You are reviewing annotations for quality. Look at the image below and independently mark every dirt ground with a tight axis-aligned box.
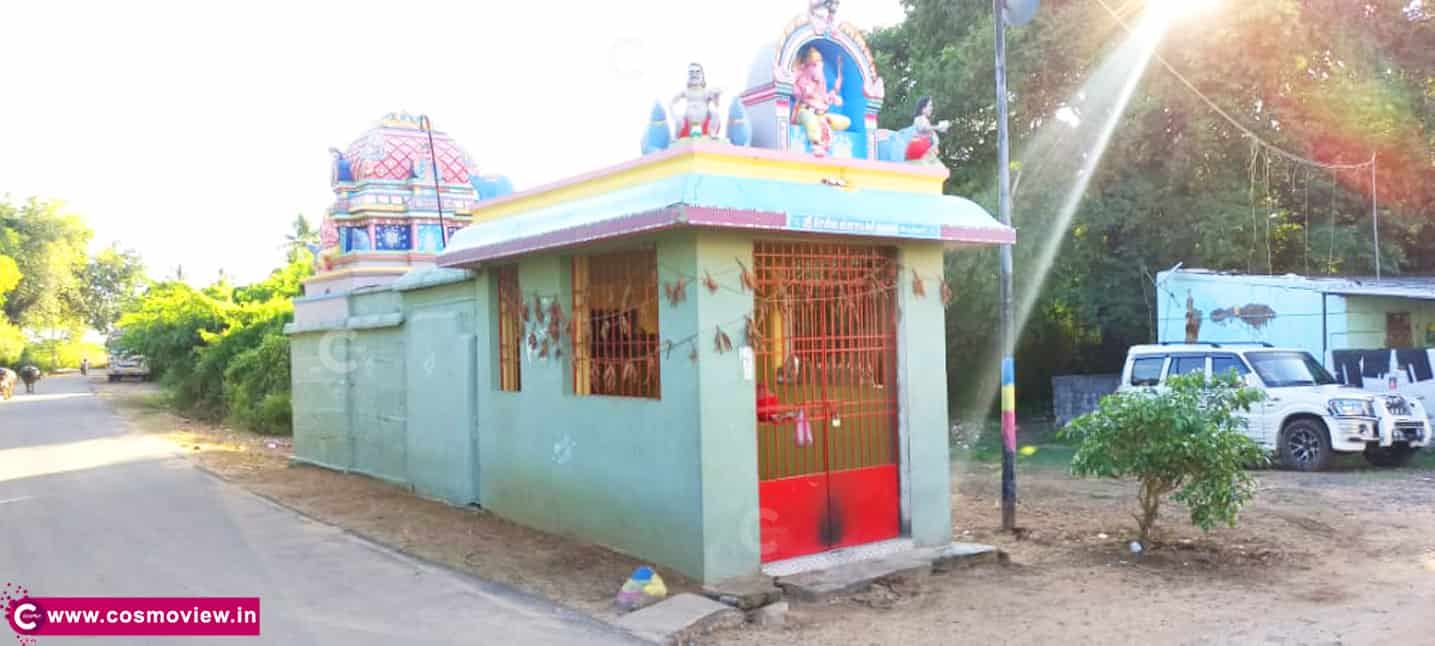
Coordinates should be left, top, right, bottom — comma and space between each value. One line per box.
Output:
97, 378, 1435, 644
717, 460, 1435, 646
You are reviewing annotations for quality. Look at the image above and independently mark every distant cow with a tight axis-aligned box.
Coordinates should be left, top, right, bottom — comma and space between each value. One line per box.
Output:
0, 368, 14, 400
18, 365, 40, 394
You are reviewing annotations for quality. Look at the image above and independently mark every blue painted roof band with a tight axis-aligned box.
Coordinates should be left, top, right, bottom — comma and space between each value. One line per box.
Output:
439, 173, 1012, 267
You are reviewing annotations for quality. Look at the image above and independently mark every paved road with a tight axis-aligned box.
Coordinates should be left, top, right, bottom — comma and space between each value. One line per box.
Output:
0, 374, 644, 645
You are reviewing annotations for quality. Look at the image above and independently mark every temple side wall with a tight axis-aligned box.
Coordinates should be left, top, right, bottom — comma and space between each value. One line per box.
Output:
288, 233, 958, 584
895, 242, 954, 547
288, 278, 480, 505
473, 231, 711, 580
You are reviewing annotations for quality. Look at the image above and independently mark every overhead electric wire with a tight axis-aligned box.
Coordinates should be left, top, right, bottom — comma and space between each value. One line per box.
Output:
1091, 0, 1376, 171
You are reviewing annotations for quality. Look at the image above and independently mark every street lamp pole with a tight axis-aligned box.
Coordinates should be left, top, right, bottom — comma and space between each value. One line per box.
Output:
994, 0, 1018, 532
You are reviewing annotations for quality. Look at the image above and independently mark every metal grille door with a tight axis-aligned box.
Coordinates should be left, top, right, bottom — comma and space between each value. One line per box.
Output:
752, 241, 899, 562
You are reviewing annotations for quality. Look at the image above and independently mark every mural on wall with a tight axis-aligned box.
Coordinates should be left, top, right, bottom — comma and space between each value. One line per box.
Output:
1184, 292, 1202, 343
1209, 303, 1277, 329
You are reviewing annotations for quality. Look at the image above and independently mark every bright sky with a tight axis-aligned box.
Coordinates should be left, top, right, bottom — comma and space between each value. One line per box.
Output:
0, 0, 905, 285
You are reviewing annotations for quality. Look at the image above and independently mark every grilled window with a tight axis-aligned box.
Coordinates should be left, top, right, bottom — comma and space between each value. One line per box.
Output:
496, 265, 522, 392
571, 248, 661, 399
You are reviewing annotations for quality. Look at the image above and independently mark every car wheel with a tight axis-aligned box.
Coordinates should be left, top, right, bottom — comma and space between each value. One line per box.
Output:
1280, 419, 1333, 471
1363, 444, 1417, 468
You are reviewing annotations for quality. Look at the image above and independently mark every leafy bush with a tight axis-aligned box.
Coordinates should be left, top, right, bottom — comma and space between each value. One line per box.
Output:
0, 320, 23, 365
183, 300, 291, 419
223, 332, 292, 435
115, 282, 232, 382
115, 278, 294, 433
1060, 372, 1267, 543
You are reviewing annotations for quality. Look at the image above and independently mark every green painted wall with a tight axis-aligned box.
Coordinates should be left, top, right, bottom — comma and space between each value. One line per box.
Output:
692, 231, 761, 581
1342, 295, 1435, 348
895, 242, 953, 547
289, 333, 353, 471
290, 233, 960, 584
349, 324, 407, 484
403, 280, 480, 504
473, 231, 709, 579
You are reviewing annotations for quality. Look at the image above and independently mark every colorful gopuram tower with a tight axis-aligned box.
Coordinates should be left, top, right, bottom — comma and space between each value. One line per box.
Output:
306, 112, 512, 297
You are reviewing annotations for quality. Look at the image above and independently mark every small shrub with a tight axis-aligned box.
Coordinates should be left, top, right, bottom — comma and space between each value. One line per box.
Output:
223, 333, 292, 435
1060, 372, 1268, 543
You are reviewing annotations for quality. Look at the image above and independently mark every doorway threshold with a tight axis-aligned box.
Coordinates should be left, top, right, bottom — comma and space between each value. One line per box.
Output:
761, 538, 915, 578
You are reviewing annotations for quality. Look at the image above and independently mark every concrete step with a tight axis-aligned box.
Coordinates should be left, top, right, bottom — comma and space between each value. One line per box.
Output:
614, 593, 743, 645
774, 542, 1002, 604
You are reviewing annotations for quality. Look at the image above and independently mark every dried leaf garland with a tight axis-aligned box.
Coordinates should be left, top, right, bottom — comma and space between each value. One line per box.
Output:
621, 360, 638, 385
689, 346, 699, 362
911, 269, 926, 298
664, 277, 689, 307
538, 338, 550, 358
745, 314, 763, 346
714, 328, 733, 354
703, 270, 719, 294
663, 340, 675, 359
619, 312, 633, 338
527, 331, 538, 350
547, 301, 565, 338
736, 259, 755, 292
603, 364, 619, 392
941, 279, 954, 307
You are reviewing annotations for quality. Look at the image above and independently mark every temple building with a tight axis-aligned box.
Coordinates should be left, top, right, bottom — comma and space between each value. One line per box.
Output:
288, 2, 1013, 584
305, 112, 512, 297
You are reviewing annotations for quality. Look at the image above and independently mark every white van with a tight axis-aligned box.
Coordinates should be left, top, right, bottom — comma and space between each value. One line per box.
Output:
1117, 343, 1430, 471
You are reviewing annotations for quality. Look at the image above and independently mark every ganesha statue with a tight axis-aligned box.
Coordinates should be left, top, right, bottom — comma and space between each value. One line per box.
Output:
792, 45, 850, 157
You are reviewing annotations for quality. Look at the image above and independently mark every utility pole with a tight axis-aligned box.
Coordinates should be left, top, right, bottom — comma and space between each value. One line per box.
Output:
994, 0, 1018, 532
419, 115, 449, 249
1371, 154, 1379, 280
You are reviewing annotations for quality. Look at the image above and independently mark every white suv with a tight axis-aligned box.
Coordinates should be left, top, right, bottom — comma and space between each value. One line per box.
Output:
1117, 343, 1430, 471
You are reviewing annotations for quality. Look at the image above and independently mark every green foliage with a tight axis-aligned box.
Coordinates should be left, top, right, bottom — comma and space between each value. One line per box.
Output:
0, 255, 19, 309
115, 282, 232, 383
224, 334, 292, 435
0, 321, 23, 365
1062, 373, 1268, 542
115, 271, 294, 434
0, 197, 91, 330
184, 300, 291, 419
80, 245, 147, 334
233, 251, 314, 304
870, 0, 1435, 415
15, 339, 106, 372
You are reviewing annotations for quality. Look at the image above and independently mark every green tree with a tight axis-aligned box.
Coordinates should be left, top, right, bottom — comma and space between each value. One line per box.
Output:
0, 254, 22, 363
1061, 372, 1268, 543
869, 0, 1435, 414
0, 197, 90, 330
234, 250, 314, 304
80, 245, 147, 334
282, 214, 319, 263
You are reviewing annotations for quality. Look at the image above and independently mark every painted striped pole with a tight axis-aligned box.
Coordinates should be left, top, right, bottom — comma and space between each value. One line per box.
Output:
994, 0, 1018, 531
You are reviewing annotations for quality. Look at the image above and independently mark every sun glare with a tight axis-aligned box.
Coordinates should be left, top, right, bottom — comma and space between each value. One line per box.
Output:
1149, 0, 1221, 22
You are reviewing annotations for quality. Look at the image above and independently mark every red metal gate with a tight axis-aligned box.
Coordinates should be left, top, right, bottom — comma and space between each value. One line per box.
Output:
752, 241, 899, 562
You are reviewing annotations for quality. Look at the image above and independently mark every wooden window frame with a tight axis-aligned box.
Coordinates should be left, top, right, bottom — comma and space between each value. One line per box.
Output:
496, 265, 522, 392
571, 247, 661, 399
